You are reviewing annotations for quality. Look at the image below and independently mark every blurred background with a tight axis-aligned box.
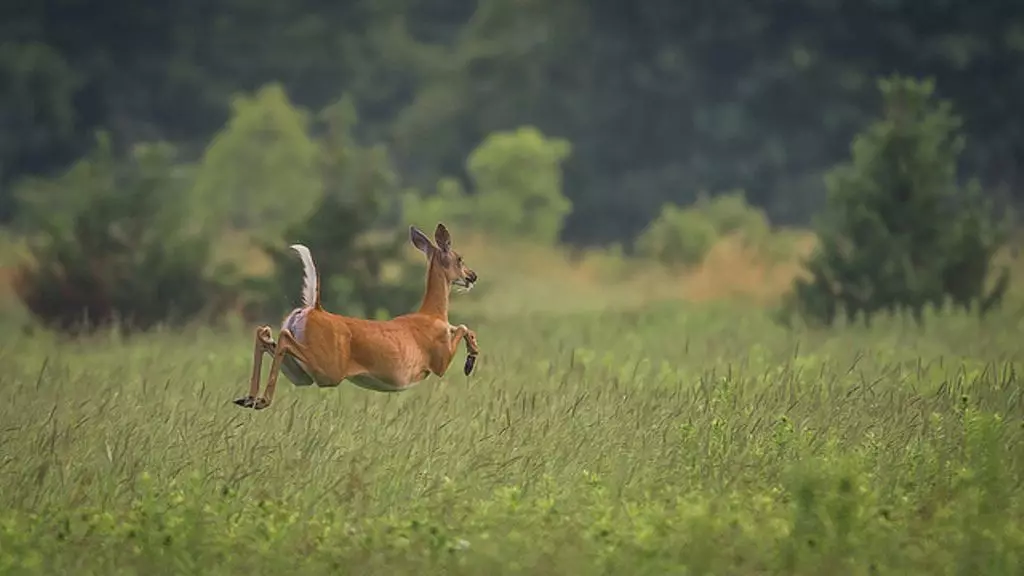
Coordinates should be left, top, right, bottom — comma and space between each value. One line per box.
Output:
1, 0, 1022, 332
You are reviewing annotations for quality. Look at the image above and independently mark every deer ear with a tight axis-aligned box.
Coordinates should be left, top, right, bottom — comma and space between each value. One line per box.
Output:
410, 226, 434, 256
434, 222, 451, 252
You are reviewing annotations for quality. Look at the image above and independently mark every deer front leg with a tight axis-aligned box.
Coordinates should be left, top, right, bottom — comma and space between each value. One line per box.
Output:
234, 325, 275, 408
462, 328, 479, 375
449, 324, 480, 376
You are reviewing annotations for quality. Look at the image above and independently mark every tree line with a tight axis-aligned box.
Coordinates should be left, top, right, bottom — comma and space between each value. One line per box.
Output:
3, 0, 1024, 245
2, 0, 1018, 333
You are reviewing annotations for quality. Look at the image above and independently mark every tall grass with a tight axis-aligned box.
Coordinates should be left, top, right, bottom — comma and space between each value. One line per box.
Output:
1, 299, 1022, 574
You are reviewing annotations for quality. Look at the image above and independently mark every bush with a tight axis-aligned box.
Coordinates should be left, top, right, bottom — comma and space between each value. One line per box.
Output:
401, 177, 472, 231
403, 126, 572, 247
782, 75, 1012, 326
634, 203, 719, 268
12, 132, 232, 333
695, 190, 796, 264
466, 126, 573, 244
696, 189, 770, 242
634, 191, 794, 272
191, 83, 321, 237
249, 97, 423, 321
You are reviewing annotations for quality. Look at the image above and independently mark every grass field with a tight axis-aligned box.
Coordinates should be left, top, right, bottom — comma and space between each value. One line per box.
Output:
1, 237, 1024, 574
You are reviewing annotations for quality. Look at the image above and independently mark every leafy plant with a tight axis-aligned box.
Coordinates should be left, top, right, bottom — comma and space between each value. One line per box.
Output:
401, 177, 473, 231
696, 189, 770, 243
634, 203, 719, 268
466, 126, 573, 244
783, 76, 1012, 326
191, 83, 321, 236
251, 96, 423, 321
13, 132, 232, 333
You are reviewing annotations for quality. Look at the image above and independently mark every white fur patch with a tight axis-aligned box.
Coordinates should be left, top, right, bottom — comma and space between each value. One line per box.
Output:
282, 307, 309, 343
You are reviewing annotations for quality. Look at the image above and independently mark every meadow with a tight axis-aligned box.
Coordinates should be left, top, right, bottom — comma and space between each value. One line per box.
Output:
1, 238, 1023, 575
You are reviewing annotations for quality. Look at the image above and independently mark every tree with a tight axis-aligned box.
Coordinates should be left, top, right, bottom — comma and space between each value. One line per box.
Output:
466, 126, 573, 244
13, 132, 231, 333
251, 97, 423, 321
191, 84, 321, 236
0, 42, 80, 220
402, 176, 473, 231
783, 76, 1012, 327
634, 203, 719, 268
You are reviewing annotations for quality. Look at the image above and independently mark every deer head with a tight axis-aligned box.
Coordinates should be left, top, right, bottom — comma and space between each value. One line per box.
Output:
410, 223, 477, 291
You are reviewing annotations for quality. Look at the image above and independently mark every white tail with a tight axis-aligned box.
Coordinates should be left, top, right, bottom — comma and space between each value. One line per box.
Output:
290, 244, 318, 309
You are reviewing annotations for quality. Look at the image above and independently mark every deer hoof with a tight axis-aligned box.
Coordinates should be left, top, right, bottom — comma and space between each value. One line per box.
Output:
233, 396, 256, 408
252, 397, 270, 410
464, 354, 477, 376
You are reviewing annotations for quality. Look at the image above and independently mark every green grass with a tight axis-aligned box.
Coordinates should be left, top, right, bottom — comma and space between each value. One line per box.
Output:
1, 301, 1023, 575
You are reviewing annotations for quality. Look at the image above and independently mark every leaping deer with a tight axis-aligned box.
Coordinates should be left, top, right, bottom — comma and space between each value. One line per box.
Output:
233, 222, 480, 410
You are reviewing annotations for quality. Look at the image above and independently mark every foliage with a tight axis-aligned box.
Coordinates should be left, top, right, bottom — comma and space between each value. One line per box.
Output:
11, 132, 231, 333
191, 84, 321, 236
783, 76, 1012, 327
250, 96, 423, 321
4, 2, 1024, 245
402, 177, 473, 231
465, 126, 573, 244
0, 42, 78, 220
634, 203, 719, 268
697, 190, 799, 266
0, 302, 1022, 573
696, 190, 770, 243
403, 125, 573, 246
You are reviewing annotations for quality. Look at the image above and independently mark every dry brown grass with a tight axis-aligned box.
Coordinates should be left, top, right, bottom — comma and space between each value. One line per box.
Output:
675, 231, 816, 305
450, 230, 818, 314
1, 226, 1022, 319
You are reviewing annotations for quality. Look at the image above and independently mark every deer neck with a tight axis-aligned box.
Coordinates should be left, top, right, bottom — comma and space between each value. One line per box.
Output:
417, 259, 450, 320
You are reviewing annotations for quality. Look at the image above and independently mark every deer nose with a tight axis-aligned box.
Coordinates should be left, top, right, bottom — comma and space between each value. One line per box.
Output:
467, 270, 478, 283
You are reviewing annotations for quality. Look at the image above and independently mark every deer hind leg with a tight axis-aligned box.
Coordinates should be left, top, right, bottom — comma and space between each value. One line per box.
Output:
252, 328, 313, 410
234, 325, 275, 408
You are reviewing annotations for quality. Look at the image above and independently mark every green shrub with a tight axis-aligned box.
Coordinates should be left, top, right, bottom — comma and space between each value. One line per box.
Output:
696, 189, 770, 242
466, 126, 573, 244
191, 83, 321, 236
634, 203, 719, 268
635, 191, 793, 271
401, 177, 473, 231
782, 76, 1012, 326
12, 132, 232, 333
249, 96, 423, 321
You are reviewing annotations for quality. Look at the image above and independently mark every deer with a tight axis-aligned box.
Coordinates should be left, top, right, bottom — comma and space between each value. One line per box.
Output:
233, 222, 480, 410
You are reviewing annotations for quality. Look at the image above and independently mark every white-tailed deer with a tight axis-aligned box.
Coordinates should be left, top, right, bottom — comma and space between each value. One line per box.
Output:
233, 223, 480, 410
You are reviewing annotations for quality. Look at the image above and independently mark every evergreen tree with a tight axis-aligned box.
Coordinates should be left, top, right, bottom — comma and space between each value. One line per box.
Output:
785, 76, 1011, 326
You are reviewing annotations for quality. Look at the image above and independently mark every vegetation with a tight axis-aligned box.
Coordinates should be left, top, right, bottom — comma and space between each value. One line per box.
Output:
635, 191, 789, 269
250, 97, 423, 322
634, 203, 720, 268
3, 1, 1024, 243
1, 2, 1023, 573
404, 126, 574, 246
191, 84, 321, 236
465, 126, 573, 244
785, 77, 1013, 327
1, 302, 1022, 574
10, 133, 231, 333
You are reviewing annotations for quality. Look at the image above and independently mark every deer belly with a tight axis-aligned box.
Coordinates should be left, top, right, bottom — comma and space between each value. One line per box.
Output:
346, 373, 417, 393
281, 355, 314, 386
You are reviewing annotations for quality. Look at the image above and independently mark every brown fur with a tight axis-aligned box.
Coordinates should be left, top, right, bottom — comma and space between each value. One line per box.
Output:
234, 223, 479, 410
